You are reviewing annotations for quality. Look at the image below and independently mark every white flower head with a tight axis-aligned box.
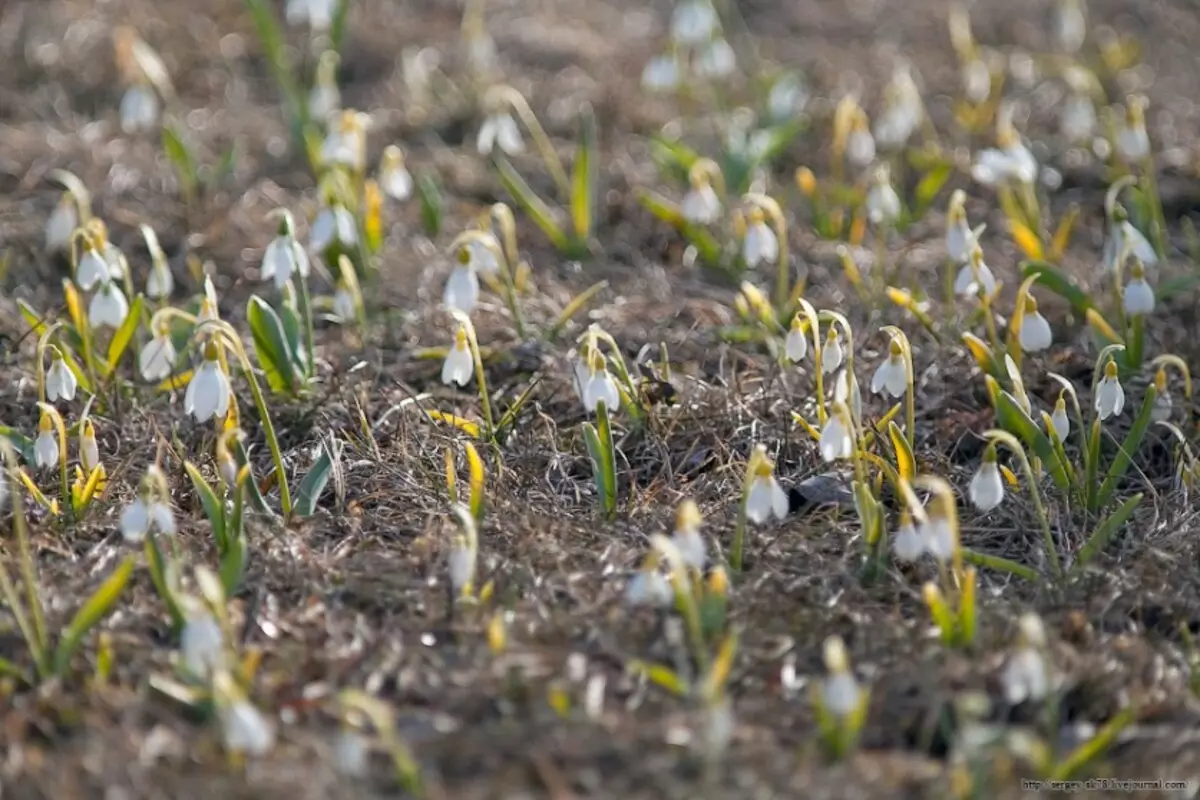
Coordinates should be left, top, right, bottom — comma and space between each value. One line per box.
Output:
146, 258, 174, 299
333, 283, 356, 323
45, 351, 78, 403
874, 64, 922, 148
673, 499, 707, 570
1050, 393, 1070, 441
923, 514, 956, 563
287, 0, 335, 29
185, 341, 232, 423
1103, 217, 1158, 272
120, 495, 175, 542
891, 512, 925, 562
443, 259, 481, 315
768, 73, 809, 122
321, 110, 368, 171
477, 112, 524, 156
120, 84, 160, 134
1002, 613, 1050, 704
945, 190, 975, 264
741, 207, 778, 267
820, 637, 861, 718
1060, 93, 1096, 142
819, 407, 854, 463
441, 325, 474, 387
969, 445, 1005, 512
785, 314, 808, 363
448, 541, 476, 593
139, 325, 177, 382
181, 612, 225, 680
1122, 262, 1155, 316
866, 165, 901, 225
466, 236, 501, 276
1116, 100, 1150, 162
972, 114, 1037, 186
34, 411, 59, 470
821, 327, 843, 374
79, 418, 100, 474
221, 698, 276, 756
583, 350, 620, 414
671, 0, 719, 45
89, 281, 130, 330
846, 115, 876, 167
1018, 296, 1053, 352
1055, 0, 1086, 52
1094, 359, 1125, 420
261, 229, 310, 289
75, 245, 110, 292
681, 176, 721, 225
309, 204, 358, 252
955, 246, 997, 298
380, 145, 413, 201
625, 567, 673, 608
696, 38, 737, 79
642, 54, 682, 92
870, 339, 908, 398
745, 448, 788, 523
46, 193, 78, 253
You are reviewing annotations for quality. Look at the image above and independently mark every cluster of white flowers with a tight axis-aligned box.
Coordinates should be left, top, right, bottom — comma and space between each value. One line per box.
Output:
641, 0, 737, 92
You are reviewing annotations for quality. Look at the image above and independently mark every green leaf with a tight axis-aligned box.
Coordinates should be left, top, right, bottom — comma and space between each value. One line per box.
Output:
1093, 385, 1157, 512
330, 0, 353, 52
276, 297, 308, 375
493, 156, 568, 251
208, 142, 239, 190
104, 294, 144, 377
247, 295, 298, 396
635, 188, 723, 265
992, 388, 1071, 491
232, 438, 272, 516
887, 420, 915, 482
243, 0, 308, 143
570, 105, 598, 240
0, 655, 27, 683
52, 556, 134, 676
1155, 272, 1200, 303
494, 376, 542, 442
0, 426, 38, 466
416, 169, 443, 238
294, 444, 334, 518
960, 548, 1039, 582
144, 535, 184, 630
1022, 261, 1093, 319
546, 281, 608, 342
161, 123, 197, 201
185, 461, 226, 550
583, 401, 617, 520
1074, 493, 1142, 572
628, 659, 689, 697
648, 136, 700, 185
220, 478, 248, 595
1049, 705, 1137, 781
912, 163, 953, 217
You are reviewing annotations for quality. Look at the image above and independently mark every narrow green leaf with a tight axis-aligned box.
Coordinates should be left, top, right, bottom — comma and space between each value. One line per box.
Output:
1022, 261, 1092, 319
0, 427, 38, 466
993, 389, 1070, 491
330, 0, 353, 52
144, 535, 184, 630
0, 655, 27, 682
493, 156, 568, 250
243, 0, 308, 142
208, 142, 239, 190
247, 295, 298, 395
912, 163, 953, 217
233, 438, 272, 516
1074, 493, 1142, 572
570, 105, 597, 240
648, 136, 700, 184
161, 123, 197, 199
104, 294, 144, 376
184, 461, 226, 550
595, 400, 617, 518
635, 188, 723, 265
220, 479, 248, 595
582, 423, 608, 514
1050, 705, 1137, 781
1125, 313, 1145, 370
629, 659, 689, 697
416, 169, 443, 237
1094, 385, 1157, 512
960, 548, 1040, 582
276, 297, 308, 375
294, 445, 334, 518
52, 556, 134, 676
546, 281, 607, 343
494, 376, 542, 442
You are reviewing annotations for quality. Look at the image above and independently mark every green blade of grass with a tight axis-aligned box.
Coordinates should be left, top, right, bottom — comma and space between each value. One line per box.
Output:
294, 444, 334, 518
104, 293, 144, 377
1094, 384, 1157, 512
185, 461, 226, 550
1073, 493, 1142, 573
1022, 260, 1092, 319
161, 123, 197, 202
247, 295, 299, 396
960, 548, 1039, 582
634, 188, 723, 265
52, 556, 134, 677
990, 385, 1070, 491
493, 155, 568, 251
243, 0, 308, 144
416, 170, 444, 238
570, 104, 597, 240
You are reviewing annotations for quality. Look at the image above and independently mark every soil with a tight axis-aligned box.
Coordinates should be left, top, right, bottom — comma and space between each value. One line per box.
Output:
2, 0, 1200, 798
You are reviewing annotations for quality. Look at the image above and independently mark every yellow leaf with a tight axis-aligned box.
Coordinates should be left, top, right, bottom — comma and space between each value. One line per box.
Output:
1050, 204, 1079, 261
848, 211, 867, 247
156, 369, 194, 393
962, 332, 997, 374
425, 410, 481, 439
888, 421, 915, 481
1085, 309, 1123, 344
547, 682, 571, 718
886, 286, 914, 310
701, 632, 738, 701
63, 280, 87, 334
1009, 220, 1044, 261
443, 447, 457, 502
18, 470, 58, 515
1000, 464, 1019, 488
791, 411, 821, 443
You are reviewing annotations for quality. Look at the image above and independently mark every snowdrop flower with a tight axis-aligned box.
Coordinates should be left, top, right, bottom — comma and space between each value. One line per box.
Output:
443, 252, 481, 314
1116, 99, 1150, 162
1060, 92, 1096, 142
1151, 368, 1172, 423
476, 112, 524, 156
583, 351, 620, 413
671, 0, 718, 45
441, 325, 474, 387
221, 698, 276, 756
819, 407, 854, 462
1018, 296, 1053, 352
641, 54, 681, 92
379, 145, 413, 201
845, 114, 876, 167
334, 730, 370, 777
287, 0, 335, 30
309, 203, 358, 252
185, 342, 232, 423
923, 513, 956, 563
1049, 393, 1070, 441
625, 567, 672, 607
954, 246, 997, 298
1103, 217, 1157, 272
79, 419, 100, 474
820, 637, 862, 719
873, 64, 923, 149
89, 281, 129, 330
1002, 613, 1049, 705
333, 282, 356, 323
45, 193, 77, 254
673, 499, 706, 570
945, 190, 975, 264
865, 165, 901, 225
120, 492, 176, 543
821, 327, 844, 374
1055, 0, 1086, 53
261, 227, 310, 290
321, 110, 368, 172
448, 539, 476, 594
696, 38, 736, 79
145, 255, 174, 299
75, 242, 110, 291
972, 112, 1037, 186
681, 176, 721, 225
139, 325, 176, 382
891, 511, 925, 562
741, 207, 778, 267
1094, 360, 1124, 420
963, 58, 991, 105
100, 238, 129, 282
785, 314, 808, 363
45, 350, 78, 403
181, 612, 224, 679
120, 84, 160, 134
767, 73, 808, 122
1122, 262, 1154, 316
34, 411, 58, 470
870, 339, 907, 398
745, 447, 788, 523
969, 444, 1004, 512
309, 51, 340, 122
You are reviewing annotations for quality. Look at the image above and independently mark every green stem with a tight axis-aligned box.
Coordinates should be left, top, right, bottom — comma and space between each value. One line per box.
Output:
296, 273, 317, 379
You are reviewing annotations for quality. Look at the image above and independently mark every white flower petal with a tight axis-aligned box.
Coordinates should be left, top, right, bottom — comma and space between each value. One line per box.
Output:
35, 431, 59, 469
443, 266, 481, 314
221, 700, 275, 756
1018, 312, 1053, 352
441, 346, 474, 387
120, 499, 150, 542
139, 336, 177, 382
969, 462, 1005, 512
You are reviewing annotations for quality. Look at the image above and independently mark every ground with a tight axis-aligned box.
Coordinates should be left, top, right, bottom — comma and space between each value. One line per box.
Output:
2, 0, 1200, 798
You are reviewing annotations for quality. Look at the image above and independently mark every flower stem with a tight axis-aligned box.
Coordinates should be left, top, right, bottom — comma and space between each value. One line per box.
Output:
491, 85, 570, 199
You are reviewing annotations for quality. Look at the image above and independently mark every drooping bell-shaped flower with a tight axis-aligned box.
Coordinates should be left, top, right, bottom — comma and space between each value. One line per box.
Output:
671, 0, 719, 45
1094, 359, 1125, 421
641, 54, 681, 92
34, 410, 58, 470
820, 637, 862, 719
673, 499, 707, 570
1122, 262, 1155, 316
873, 63, 923, 149
583, 350, 620, 413
821, 327, 844, 374
221, 698, 276, 756
185, 341, 232, 423
969, 444, 1005, 512
1116, 99, 1150, 162
1060, 92, 1096, 142
818, 408, 854, 462
972, 110, 1037, 186
1002, 613, 1050, 704
741, 207, 778, 267
75, 242, 110, 291
1018, 296, 1053, 352
261, 226, 310, 289
696, 38, 737, 79
146, 257, 174, 299
1055, 0, 1086, 53
320, 110, 368, 172
745, 447, 788, 524
309, 203, 358, 252
681, 176, 721, 225
476, 112, 524, 156
45, 193, 78, 254
845, 114, 876, 167
1102, 213, 1157, 272
79, 418, 100, 474
287, 0, 336, 30
443, 251, 481, 315
945, 190, 975, 264
181, 612, 224, 680
954, 246, 997, 298
767, 73, 809, 122
625, 566, 673, 608
120, 495, 176, 542
1049, 392, 1070, 441
870, 339, 907, 398
785, 314, 807, 363
139, 325, 177, 382
89, 281, 130, 330
891, 511, 925, 562
45, 350, 78, 403
379, 145, 413, 201
441, 325, 474, 387
1151, 368, 1173, 423
120, 84, 160, 134
865, 165, 901, 225
333, 282, 356, 323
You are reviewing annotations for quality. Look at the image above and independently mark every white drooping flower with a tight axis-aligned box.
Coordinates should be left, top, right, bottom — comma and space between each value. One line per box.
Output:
443, 263, 481, 315
1002, 613, 1050, 705
785, 314, 807, 363
681, 180, 721, 225
923, 513, 955, 563
45, 351, 78, 403
287, 0, 335, 29
139, 328, 177, 382
641, 54, 682, 92
969, 445, 1004, 512
1060, 93, 1096, 142
101, 239, 128, 282
1116, 101, 1150, 162
767, 73, 808, 122
146, 258, 174, 299
1018, 297, 1053, 352
891, 512, 925, 562
120, 84, 160, 134
1151, 369, 1173, 423
308, 78, 339, 123
954, 246, 997, 298
181, 612, 224, 680
185, 343, 232, 423
334, 731, 370, 777
1055, 0, 1086, 53
120, 496, 176, 543
221, 698, 276, 756
1050, 393, 1070, 441
870, 340, 907, 398
1122, 263, 1155, 316
945, 190, 975, 264
873, 64, 923, 149
476, 113, 524, 156
379, 145, 413, 201
75, 244, 110, 291
673, 499, 707, 570
866, 165, 901, 225
1094, 360, 1125, 420
333, 283, 356, 323
625, 568, 672, 607
696, 38, 737, 79
972, 111, 1037, 186
741, 208, 778, 267
79, 419, 100, 474
89, 281, 130, 330
34, 411, 58, 470
845, 117, 876, 167
309, 204, 358, 252
818, 410, 854, 463
321, 111, 368, 172
261, 229, 310, 289
448, 540, 475, 594
583, 351, 620, 414
441, 325, 474, 387
45, 194, 78, 254
745, 448, 788, 524
671, 0, 719, 45
1102, 218, 1157, 272
821, 328, 843, 374
820, 637, 861, 718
